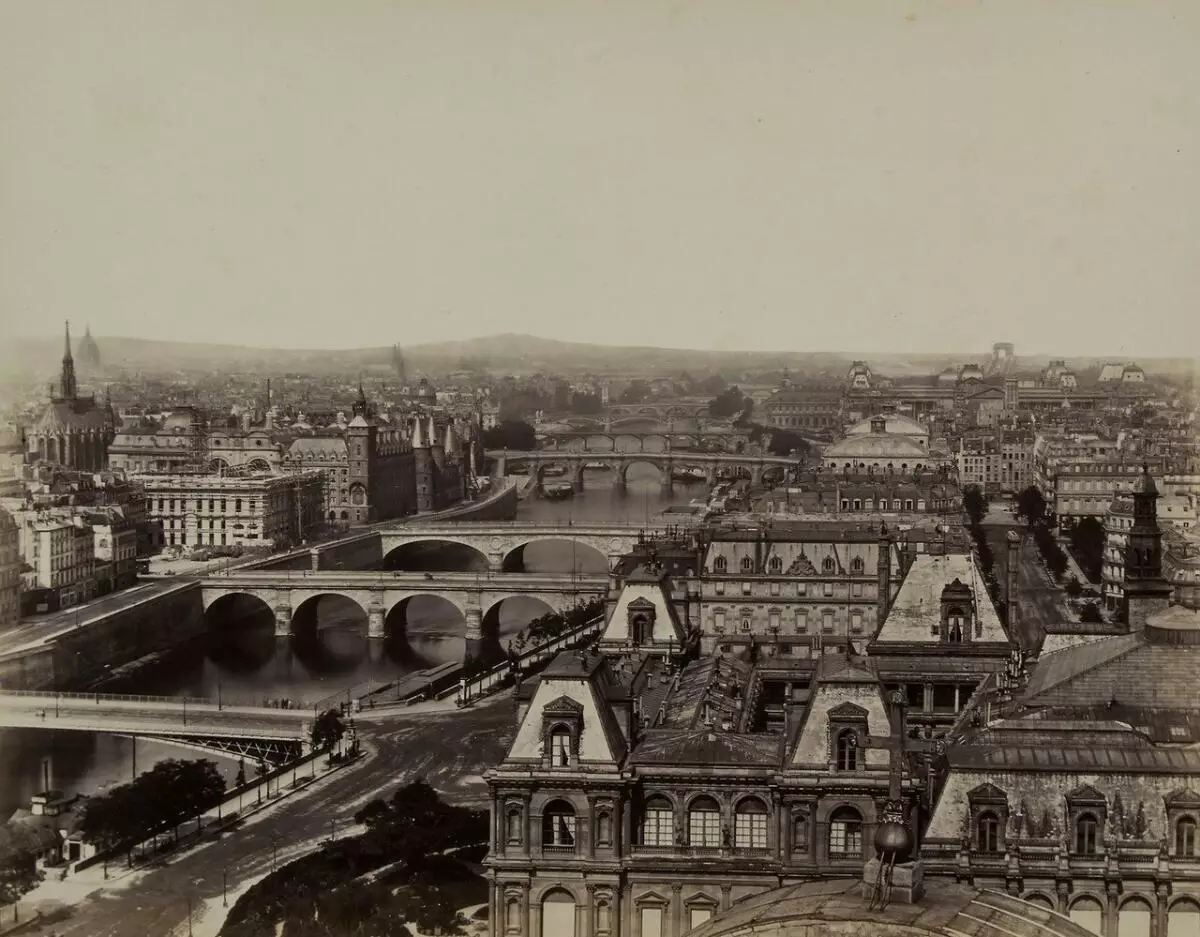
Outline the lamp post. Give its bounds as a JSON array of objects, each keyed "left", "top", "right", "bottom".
[{"left": 222, "top": 866, "right": 228, "bottom": 907}]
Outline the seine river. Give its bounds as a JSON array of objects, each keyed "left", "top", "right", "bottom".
[{"left": 0, "top": 456, "right": 698, "bottom": 815}]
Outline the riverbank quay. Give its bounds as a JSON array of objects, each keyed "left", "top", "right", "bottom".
[{"left": 3, "top": 694, "right": 515, "bottom": 937}]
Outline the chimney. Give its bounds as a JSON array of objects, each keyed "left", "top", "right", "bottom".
[{"left": 877, "top": 524, "right": 892, "bottom": 629}]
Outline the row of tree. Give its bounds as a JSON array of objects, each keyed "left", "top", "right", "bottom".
[
  {"left": 962, "top": 486, "right": 1005, "bottom": 618},
  {"left": 78, "top": 758, "right": 226, "bottom": 866},
  {"left": 221, "top": 780, "right": 489, "bottom": 937}
]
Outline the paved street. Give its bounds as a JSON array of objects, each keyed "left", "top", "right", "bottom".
[
  {"left": 15, "top": 697, "right": 515, "bottom": 937},
  {"left": 0, "top": 582, "right": 193, "bottom": 656},
  {"left": 984, "top": 522, "right": 1066, "bottom": 652}
]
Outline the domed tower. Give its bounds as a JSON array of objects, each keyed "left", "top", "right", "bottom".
[
  {"left": 1122, "top": 465, "right": 1173, "bottom": 631},
  {"left": 412, "top": 415, "right": 435, "bottom": 513}
]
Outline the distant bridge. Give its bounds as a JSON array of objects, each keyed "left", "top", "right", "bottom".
[
  {"left": 199, "top": 570, "right": 609, "bottom": 647},
  {"left": 535, "top": 428, "right": 751, "bottom": 453},
  {"left": 486, "top": 449, "right": 798, "bottom": 493},
  {"left": 0, "top": 690, "right": 310, "bottom": 765}
]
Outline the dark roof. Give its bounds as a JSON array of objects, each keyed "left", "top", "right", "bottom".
[
  {"left": 541, "top": 648, "right": 608, "bottom": 680},
  {"left": 631, "top": 729, "right": 781, "bottom": 767},
  {"left": 949, "top": 742, "right": 1200, "bottom": 773}
]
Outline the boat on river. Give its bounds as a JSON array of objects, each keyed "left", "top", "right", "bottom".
[{"left": 543, "top": 482, "right": 575, "bottom": 500}]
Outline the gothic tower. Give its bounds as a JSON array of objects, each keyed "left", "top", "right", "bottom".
[
  {"left": 346, "top": 382, "right": 377, "bottom": 524},
  {"left": 59, "top": 321, "right": 77, "bottom": 400},
  {"left": 413, "top": 416, "right": 435, "bottom": 513},
  {"left": 1122, "top": 465, "right": 1173, "bottom": 631}
]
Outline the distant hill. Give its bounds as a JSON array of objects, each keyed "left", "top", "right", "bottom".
[{"left": 2, "top": 332, "right": 1194, "bottom": 381}]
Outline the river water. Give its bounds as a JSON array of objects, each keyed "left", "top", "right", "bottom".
[{"left": 0, "top": 456, "right": 697, "bottom": 815}]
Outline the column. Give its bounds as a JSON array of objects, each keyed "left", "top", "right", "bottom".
[
  {"left": 523, "top": 881, "right": 534, "bottom": 937},
  {"left": 670, "top": 883, "right": 682, "bottom": 937},
  {"left": 368, "top": 598, "right": 386, "bottom": 663},
  {"left": 273, "top": 604, "right": 292, "bottom": 638},
  {"left": 583, "top": 884, "right": 596, "bottom": 937},
  {"left": 309, "top": 547, "right": 321, "bottom": 572}
]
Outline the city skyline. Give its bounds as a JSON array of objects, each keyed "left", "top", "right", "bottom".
[{"left": 2, "top": 0, "right": 1198, "bottom": 359}]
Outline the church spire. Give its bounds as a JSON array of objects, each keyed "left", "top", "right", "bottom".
[{"left": 60, "top": 320, "right": 78, "bottom": 399}]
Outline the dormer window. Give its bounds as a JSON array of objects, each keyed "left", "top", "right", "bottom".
[
  {"left": 835, "top": 729, "right": 859, "bottom": 771},
  {"left": 550, "top": 727, "right": 571, "bottom": 766},
  {"left": 541, "top": 695, "right": 584, "bottom": 769},
  {"left": 714, "top": 556, "right": 727, "bottom": 573},
  {"left": 850, "top": 557, "right": 864, "bottom": 573},
  {"left": 768, "top": 556, "right": 783, "bottom": 574},
  {"left": 740, "top": 556, "right": 754, "bottom": 573},
  {"left": 822, "top": 557, "right": 836, "bottom": 573}
]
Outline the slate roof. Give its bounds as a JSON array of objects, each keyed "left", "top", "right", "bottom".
[
  {"left": 630, "top": 729, "right": 782, "bottom": 767},
  {"left": 874, "top": 553, "right": 1008, "bottom": 645}
]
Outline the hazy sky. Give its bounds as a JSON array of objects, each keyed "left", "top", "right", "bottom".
[{"left": 1, "top": 1, "right": 1197, "bottom": 357}]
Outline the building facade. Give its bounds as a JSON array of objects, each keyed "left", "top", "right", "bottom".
[
  {"left": 0, "top": 507, "right": 20, "bottom": 629},
  {"left": 134, "top": 471, "right": 325, "bottom": 550}
]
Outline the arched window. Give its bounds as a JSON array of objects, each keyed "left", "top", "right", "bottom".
[
  {"left": 977, "top": 811, "right": 1001, "bottom": 854},
  {"left": 829, "top": 806, "right": 863, "bottom": 857},
  {"left": 541, "top": 888, "right": 577, "bottom": 937},
  {"left": 1023, "top": 894, "right": 1054, "bottom": 911},
  {"left": 506, "top": 806, "right": 523, "bottom": 843},
  {"left": 850, "top": 557, "right": 864, "bottom": 573},
  {"left": 768, "top": 556, "right": 783, "bottom": 573},
  {"left": 734, "top": 798, "right": 769, "bottom": 849},
  {"left": 688, "top": 796, "right": 721, "bottom": 848},
  {"left": 1075, "top": 813, "right": 1099, "bottom": 855},
  {"left": 1169, "top": 900, "right": 1200, "bottom": 937},
  {"left": 791, "top": 811, "right": 810, "bottom": 852},
  {"left": 835, "top": 729, "right": 859, "bottom": 771},
  {"left": 642, "top": 796, "right": 674, "bottom": 847},
  {"left": 823, "top": 557, "right": 836, "bottom": 573},
  {"left": 740, "top": 556, "right": 754, "bottom": 572},
  {"left": 542, "top": 800, "right": 576, "bottom": 849},
  {"left": 714, "top": 556, "right": 727, "bottom": 573},
  {"left": 549, "top": 726, "right": 572, "bottom": 767},
  {"left": 1177, "top": 817, "right": 1197, "bottom": 857},
  {"left": 1069, "top": 897, "right": 1103, "bottom": 934},
  {"left": 1117, "top": 897, "right": 1153, "bottom": 937}
]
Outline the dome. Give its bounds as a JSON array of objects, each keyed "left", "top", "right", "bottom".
[
  {"left": 1145, "top": 605, "right": 1200, "bottom": 646},
  {"left": 825, "top": 433, "right": 929, "bottom": 461},
  {"left": 689, "top": 879, "right": 1097, "bottom": 937},
  {"left": 847, "top": 413, "right": 927, "bottom": 440}
]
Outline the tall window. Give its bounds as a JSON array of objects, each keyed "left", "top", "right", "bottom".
[
  {"left": 850, "top": 557, "right": 864, "bottom": 573},
  {"left": 829, "top": 806, "right": 863, "bottom": 857},
  {"left": 823, "top": 557, "right": 836, "bottom": 573},
  {"left": 740, "top": 556, "right": 754, "bottom": 572},
  {"left": 977, "top": 812, "right": 1001, "bottom": 854},
  {"left": 946, "top": 607, "right": 966, "bottom": 643},
  {"left": 542, "top": 801, "right": 576, "bottom": 847},
  {"left": 835, "top": 729, "right": 859, "bottom": 771},
  {"left": 1177, "top": 817, "right": 1197, "bottom": 857},
  {"left": 1075, "top": 813, "right": 1099, "bottom": 855},
  {"left": 769, "top": 556, "right": 782, "bottom": 573},
  {"left": 734, "top": 798, "right": 769, "bottom": 849},
  {"left": 642, "top": 796, "right": 674, "bottom": 847},
  {"left": 542, "top": 889, "right": 577, "bottom": 937},
  {"left": 688, "top": 796, "right": 722, "bottom": 847},
  {"left": 549, "top": 727, "right": 572, "bottom": 767},
  {"left": 714, "top": 556, "right": 727, "bottom": 573}
]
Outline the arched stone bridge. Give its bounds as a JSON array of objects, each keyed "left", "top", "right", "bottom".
[
  {"left": 534, "top": 428, "right": 751, "bottom": 453},
  {"left": 199, "top": 570, "right": 609, "bottom": 646},
  {"left": 486, "top": 449, "right": 798, "bottom": 493},
  {"left": 376, "top": 522, "right": 647, "bottom": 572}
]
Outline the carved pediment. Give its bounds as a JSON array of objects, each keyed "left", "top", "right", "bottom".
[
  {"left": 627, "top": 597, "right": 657, "bottom": 611},
  {"left": 827, "top": 702, "right": 869, "bottom": 721},
  {"left": 1066, "top": 783, "right": 1107, "bottom": 806},
  {"left": 788, "top": 555, "right": 818, "bottom": 576},
  {"left": 968, "top": 782, "right": 1008, "bottom": 805},
  {"left": 543, "top": 694, "right": 584, "bottom": 717},
  {"left": 1164, "top": 788, "right": 1200, "bottom": 810}
]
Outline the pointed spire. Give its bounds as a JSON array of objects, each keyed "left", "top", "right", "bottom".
[
  {"left": 411, "top": 415, "right": 427, "bottom": 448},
  {"left": 59, "top": 320, "right": 78, "bottom": 399},
  {"left": 444, "top": 421, "right": 459, "bottom": 455},
  {"left": 427, "top": 415, "right": 439, "bottom": 446}
]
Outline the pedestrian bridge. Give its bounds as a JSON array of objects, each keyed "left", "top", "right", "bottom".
[
  {"left": 199, "top": 570, "right": 609, "bottom": 644},
  {"left": 0, "top": 689, "right": 311, "bottom": 765}
]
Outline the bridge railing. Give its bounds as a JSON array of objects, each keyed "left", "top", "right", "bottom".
[
  {"left": 455, "top": 615, "right": 606, "bottom": 707},
  {"left": 0, "top": 688, "right": 288, "bottom": 710}
]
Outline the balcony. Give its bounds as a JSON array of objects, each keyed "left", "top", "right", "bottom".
[
  {"left": 632, "top": 844, "right": 678, "bottom": 856},
  {"left": 733, "top": 847, "right": 773, "bottom": 859},
  {"left": 541, "top": 844, "right": 577, "bottom": 857}
]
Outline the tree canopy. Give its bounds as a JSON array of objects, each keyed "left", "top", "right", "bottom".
[
  {"left": 1067, "top": 516, "right": 1106, "bottom": 582},
  {"left": 709, "top": 385, "right": 749, "bottom": 419},
  {"left": 311, "top": 709, "right": 347, "bottom": 751},
  {"left": 1015, "top": 485, "right": 1049, "bottom": 527},
  {"left": 481, "top": 420, "right": 537, "bottom": 451},
  {"left": 962, "top": 485, "right": 989, "bottom": 526}
]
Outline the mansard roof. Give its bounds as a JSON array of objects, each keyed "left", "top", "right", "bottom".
[
  {"left": 873, "top": 553, "right": 1009, "bottom": 646},
  {"left": 630, "top": 729, "right": 782, "bottom": 767}
]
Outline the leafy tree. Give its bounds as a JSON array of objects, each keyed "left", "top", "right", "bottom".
[
  {"left": 1015, "top": 486, "right": 1049, "bottom": 527},
  {"left": 618, "top": 380, "right": 649, "bottom": 404},
  {"left": 481, "top": 420, "right": 536, "bottom": 451},
  {"left": 1068, "top": 516, "right": 1106, "bottom": 582},
  {"left": 571, "top": 392, "right": 603, "bottom": 415},
  {"left": 312, "top": 709, "right": 347, "bottom": 751},
  {"left": 697, "top": 375, "right": 727, "bottom": 395},
  {"left": 0, "top": 834, "right": 43, "bottom": 908},
  {"left": 1079, "top": 601, "right": 1105, "bottom": 623},
  {"left": 1064, "top": 576, "right": 1084, "bottom": 599},
  {"left": 962, "top": 485, "right": 989, "bottom": 526},
  {"left": 709, "top": 385, "right": 747, "bottom": 418},
  {"left": 763, "top": 429, "right": 813, "bottom": 458}
]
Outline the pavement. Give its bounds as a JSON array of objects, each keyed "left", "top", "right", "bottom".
[{"left": 8, "top": 694, "right": 514, "bottom": 937}]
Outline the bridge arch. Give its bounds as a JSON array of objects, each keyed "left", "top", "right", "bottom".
[
  {"left": 501, "top": 537, "right": 610, "bottom": 574},
  {"left": 482, "top": 594, "right": 559, "bottom": 640},
  {"left": 201, "top": 591, "right": 279, "bottom": 673},
  {"left": 289, "top": 592, "right": 372, "bottom": 674},
  {"left": 382, "top": 537, "right": 491, "bottom": 572}
]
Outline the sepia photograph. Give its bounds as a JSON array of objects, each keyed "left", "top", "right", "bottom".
[{"left": 0, "top": 1, "right": 1197, "bottom": 935}]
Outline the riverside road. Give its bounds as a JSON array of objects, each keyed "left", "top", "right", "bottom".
[{"left": 18, "top": 697, "right": 516, "bottom": 937}]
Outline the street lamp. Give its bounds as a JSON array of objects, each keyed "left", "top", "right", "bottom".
[{"left": 223, "top": 866, "right": 228, "bottom": 907}]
